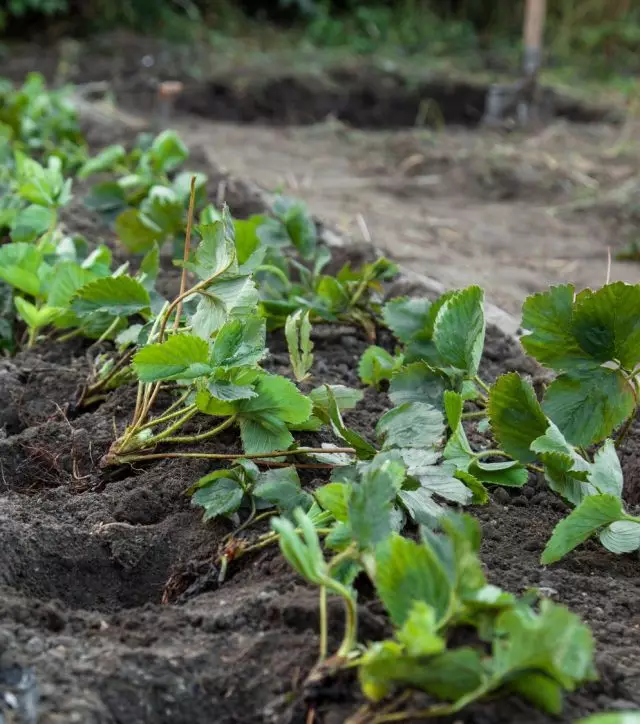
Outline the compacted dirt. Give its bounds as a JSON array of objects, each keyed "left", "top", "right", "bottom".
[{"left": 2, "top": 32, "right": 640, "bottom": 724}]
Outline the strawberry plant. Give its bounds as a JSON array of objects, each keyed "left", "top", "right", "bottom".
[
  {"left": 271, "top": 504, "right": 595, "bottom": 721},
  {"left": 81, "top": 130, "right": 209, "bottom": 254},
  {"left": 0, "top": 73, "right": 86, "bottom": 171},
  {"left": 100, "top": 206, "right": 355, "bottom": 468},
  {"left": 245, "top": 196, "right": 398, "bottom": 338}
]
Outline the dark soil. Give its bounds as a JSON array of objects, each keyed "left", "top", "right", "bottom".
[
  {"left": 2, "top": 31, "right": 620, "bottom": 129},
  {"left": 1, "top": 115, "right": 640, "bottom": 724}
]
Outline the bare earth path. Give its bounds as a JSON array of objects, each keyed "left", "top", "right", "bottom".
[{"left": 174, "top": 114, "right": 640, "bottom": 315}]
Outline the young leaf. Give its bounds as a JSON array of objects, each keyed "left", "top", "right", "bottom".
[
  {"left": 433, "top": 285, "right": 485, "bottom": 375},
  {"left": 235, "top": 375, "right": 312, "bottom": 454},
  {"left": 10, "top": 204, "right": 55, "bottom": 243},
  {"left": 382, "top": 297, "right": 432, "bottom": 343},
  {"left": 542, "top": 367, "right": 635, "bottom": 447},
  {"left": 309, "top": 385, "right": 363, "bottom": 415},
  {"left": 78, "top": 144, "right": 126, "bottom": 178},
  {"left": 315, "top": 482, "right": 350, "bottom": 522},
  {"left": 0, "top": 242, "right": 43, "bottom": 297},
  {"left": 191, "top": 476, "right": 244, "bottom": 522},
  {"left": 377, "top": 402, "right": 444, "bottom": 451},
  {"left": 324, "top": 386, "right": 377, "bottom": 460},
  {"left": 115, "top": 209, "right": 163, "bottom": 254},
  {"left": 71, "top": 276, "right": 150, "bottom": 317},
  {"left": 14, "top": 298, "right": 60, "bottom": 330},
  {"left": 47, "top": 262, "right": 96, "bottom": 309},
  {"left": 396, "top": 601, "right": 446, "bottom": 657},
  {"left": 254, "top": 466, "right": 313, "bottom": 516},
  {"left": 358, "top": 345, "right": 398, "bottom": 387},
  {"left": 285, "top": 309, "right": 314, "bottom": 382},
  {"left": 348, "top": 460, "right": 400, "bottom": 549},
  {"left": 389, "top": 362, "right": 448, "bottom": 410},
  {"left": 488, "top": 373, "right": 548, "bottom": 464},
  {"left": 358, "top": 644, "right": 484, "bottom": 705},
  {"left": 599, "top": 520, "right": 640, "bottom": 554},
  {"left": 211, "top": 318, "right": 266, "bottom": 368},
  {"left": 589, "top": 439, "right": 624, "bottom": 498},
  {"left": 271, "top": 508, "right": 326, "bottom": 585},
  {"left": 541, "top": 494, "right": 627, "bottom": 564},
  {"left": 150, "top": 129, "right": 188, "bottom": 172},
  {"left": 133, "top": 334, "right": 210, "bottom": 382},
  {"left": 571, "top": 282, "right": 640, "bottom": 371},
  {"left": 576, "top": 715, "right": 640, "bottom": 724},
  {"left": 375, "top": 534, "right": 453, "bottom": 627},
  {"left": 520, "top": 285, "right": 583, "bottom": 370},
  {"left": 491, "top": 600, "right": 596, "bottom": 703},
  {"left": 190, "top": 221, "right": 236, "bottom": 280}
]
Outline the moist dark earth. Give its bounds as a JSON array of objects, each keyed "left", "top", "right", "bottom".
[{"left": 2, "top": 56, "right": 640, "bottom": 723}]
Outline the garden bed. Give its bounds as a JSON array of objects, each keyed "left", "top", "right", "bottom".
[{"left": 1, "top": 112, "right": 639, "bottom": 724}]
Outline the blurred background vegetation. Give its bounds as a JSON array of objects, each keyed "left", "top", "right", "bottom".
[{"left": 2, "top": 0, "right": 639, "bottom": 85}]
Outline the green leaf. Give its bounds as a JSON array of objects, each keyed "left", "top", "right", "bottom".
[
  {"left": 324, "top": 386, "right": 377, "bottom": 460},
  {"left": 0, "top": 242, "right": 43, "bottom": 297},
  {"left": 133, "top": 334, "right": 210, "bottom": 382},
  {"left": 571, "top": 282, "right": 640, "bottom": 370},
  {"left": 543, "top": 367, "right": 635, "bottom": 446},
  {"left": 191, "top": 476, "right": 244, "bottom": 521},
  {"left": 309, "top": 385, "right": 363, "bottom": 415},
  {"left": 48, "top": 262, "right": 96, "bottom": 309},
  {"left": 389, "top": 362, "right": 448, "bottom": 410},
  {"left": 433, "top": 285, "right": 485, "bottom": 375},
  {"left": 83, "top": 181, "right": 126, "bottom": 214},
  {"left": 521, "top": 285, "right": 583, "bottom": 369},
  {"left": 382, "top": 297, "right": 432, "bottom": 343},
  {"left": 468, "top": 459, "right": 528, "bottom": 488},
  {"left": 400, "top": 450, "right": 472, "bottom": 504},
  {"left": 205, "top": 379, "right": 257, "bottom": 402},
  {"left": 232, "top": 216, "right": 263, "bottom": 265},
  {"left": 491, "top": 600, "right": 596, "bottom": 701},
  {"left": 190, "top": 221, "right": 236, "bottom": 280},
  {"left": 236, "top": 374, "right": 312, "bottom": 425},
  {"left": 589, "top": 439, "right": 624, "bottom": 497},
  {"left": 271, "top": 509, "right": 326, "bottom": 585},
  {"left": 348, "top": 460, "right": 399, "bottom": 548},
  {"left": 358, "top": 345, "right": 398, "bottom": 387},
  {"left": 150, "top": 129, "right": 188, "bottom": 172},
  {"left": 375, "top": 534, "right": 453, "bottom": 627},
  {"left": 14, "top": 298, "right": 60, "bottom": 330},
  {"left": 377, "top": 402, "right": 444, "bottom": 451},
  {"left": 210, "top": 318, "right": 266, "bottom": 368},
  {"left": 115, "top": 209, "right": 163, "bottom": 254},
  {"left": 358, "top": 644, "right": 484, "bottom": 704},
  {"left": 541, "top": 494, "right": 626, "bottom": 564},
  {"left": 576, "top": 714, "right": 640, "bottom": 724},
  {"left": 254, "top": 466, "right": 312, "bottom": 515},
  {"left": 10, "top": 204, "right": 55, "bottom": 243},
  {"left": 488, "top": 373, "right": 548, "bottom": 464},
  {"left": 141, "top": 186, "right": 184, "bottom": 236},
  {"left": 599, "top": 520, "right": 640, "bottom": 554},
  {"left": 396, "top": 601, "right": 446, "bottom": 657},
  {"left": 286, "top": 309, "right": 314, "bottom": 382},
  {"left": 78, "top": 144, "right": 126, "bottom": 178},
  {"left": 72, "top": 276, "right": 150, "bottom": 317},
  {"left": 315, "top": 482, "right": 350, "bottom": 521}
]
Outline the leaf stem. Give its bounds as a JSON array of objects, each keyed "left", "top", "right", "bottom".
[
  {"left": 473, "top": 449, "right": 510, "bottom": 460},
  {"left": 173, "top": 176, "right": 197, "bottom": 332},
  {"left": 103, "top": 447, "right": 356, "bottom": 467},
  {"left": 473, "top": 375, "right": 492, "bottom": 395},
  {"left": 318, "top": 586, "right": 328, "bottom": 662},
  {"left": 160, "top": 414, "right": 236, "bottom": 445},
  {"left": 461, "top": 410, "right": 486, "bottom": 420}
]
